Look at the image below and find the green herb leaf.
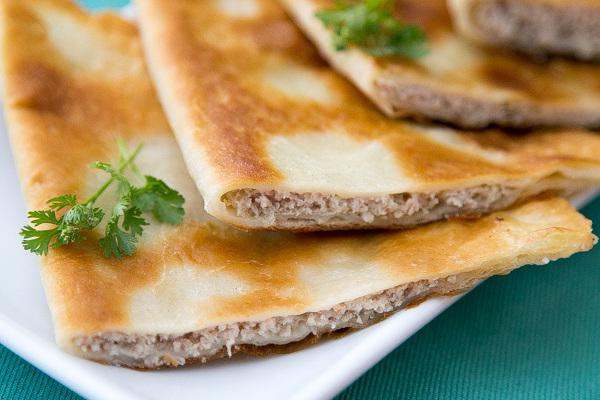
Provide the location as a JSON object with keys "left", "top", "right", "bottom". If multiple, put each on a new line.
{"left": 21, "top": 194, "right": 98, "bottom": 254}
{"left": 20, "top": 198, "right": 106, "bottom": 256}
{"left": 122, "top": 205, "right": 148, "bottom": 237}
{"left": 98, "top": 188, "right": 146, "bottom": 258}
{"left": 26, "top": 210, "right": 60, "bottom": 226}
{"left": 99, "top": 216, "right": 138, "bottom": 259}
{"left": 20, "top": 141, "right": 186, "bottom": 259}
{"left": 315, "top": 0, "right": 428, "bottom": 58}
{"left": 132, "top": 176, "right": 185, "bottom": 225}
{"left": 47, "top": 194, "right": 78, "bottom": 210}
{"left": 62, "top": 204, "right": 105, "bottom": 230}
{"left": 20, "top": 225, "right": 60, "bottom": 256}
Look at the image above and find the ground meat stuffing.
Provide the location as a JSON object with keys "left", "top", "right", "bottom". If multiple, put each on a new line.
{"left": 74, "top": 273, "right": 479, "bottom": 369}
{"left": 222, "top": 185, "right": 521, "bottom": 230}
{"left": 475, "top": 0, "right": 600, "bottom": 61}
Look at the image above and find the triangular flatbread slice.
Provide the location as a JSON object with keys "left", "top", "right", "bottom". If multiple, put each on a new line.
{"left": 137, "top": 0, "right": 600, "bottom": 231}
{"left": 281, "top": 0, "right": 600, "bottom": 128}
{"left": 2, "top": 0, "right": 596, "bottom": 369}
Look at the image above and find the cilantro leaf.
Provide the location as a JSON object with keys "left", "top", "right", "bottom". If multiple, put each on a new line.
{"left": 20, "top": 225, "right": 60, "bottom": 256}
{"left": 47, "top": 194, "right": 78, "bottom": 210}
{"left": 132, "top": 176, "right": 185, "bottom": 224}
{"left": 99, "top": 216, "right": 138, "bottom": 259}
{"left": 20, "top": 141, "right": 185, "bottom": 259}
{"left": 122, "top": 204, "right": 147, "bottom": 236}
{"left": 98, "top": 187, "right": 147, "bottom": 258}
{"left": 99, "top": 194, "right": 145, "bottom": 258}
{"left": 315, "top": 0, "right": 428, "bottom": 58}
{"left": 20, "top": 201, "right": 105, "bottom": 255}
{"left": 63, "top": 204, "right": 105, "bottom": 230}
{"left": 26, "top": 210, "right": 60, "bottom": 226}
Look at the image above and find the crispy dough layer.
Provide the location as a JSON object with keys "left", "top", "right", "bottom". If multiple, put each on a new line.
{"left": 468, "top": 0, "right": 600, "bottom": 61}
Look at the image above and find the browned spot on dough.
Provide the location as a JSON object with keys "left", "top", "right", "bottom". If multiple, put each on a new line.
{"left": 147, "top": 0, "right": 399, "bottom": 185}
{"left": 10, "top": 63, "right": 125, "bottom": 129}
{"left": 4, "top": 0, "right": 168, "bottom": 134}
{"left": 394, "top": 0, "right": 452, "bottom": 35}
{"left": 373, "top": 215, "right": 503, "bottom": 277}
{"left": 45, "top": 241, "right": 163, "bottom": 332}
{"left": 247, "top": 18, "right": 325, "bottom": 66}
{"left": 6, "top": 64, "right": 118, "bottom": 207}
{"left": 482, "top": 64, "right": 534, "bottom": 93}
{"left": 6, "top": 59, "right": 167, "bottom": 207}
{"left": 3, "top": 0, "right": 170, "bottom": 210}
{"left": 154, "top": 4, "right": 286, "bottom": 184}
{"left": 208, "top": 290, "right": 306, "bottom": 322}
{"left": 45, "top": 222, "right": 311, "bottom": 333}
{"left": 143, "top": 225, "right": 383, "bottom": 321}
{"left": 463, "top": 130, "right": 600, "bottom": 167}
{"left": 162, "top": 226, "right": 320, "bottom": 318}
{"left": 478, "top": 57, "right": 568, "bottom": 101}
{"left": 149, "top": 215, "right": 511, "bottom": 321}
{"left": 387, "top": 132, "right": 514, "bottom": 183}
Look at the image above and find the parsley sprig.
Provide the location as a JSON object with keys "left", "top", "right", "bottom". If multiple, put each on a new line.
{"left": 20, "top": 142, "right": 185, "bottom": 258}
{"left": 315, "top": 0, "right": 428, "bottom": 58}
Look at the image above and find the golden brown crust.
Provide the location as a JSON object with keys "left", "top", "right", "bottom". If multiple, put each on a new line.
{"left": 137, "top": 0, "right": 600, "bottom": 230}
{"left": 2, "top": 0, "right": 596, "bottom": 367}
{"left": 0, "top": 0, "right": 170, "bottom": 210}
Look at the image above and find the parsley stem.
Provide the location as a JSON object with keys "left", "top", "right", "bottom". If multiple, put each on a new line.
{"left": 84, "top": 143, "right": 144, "bottom": 206}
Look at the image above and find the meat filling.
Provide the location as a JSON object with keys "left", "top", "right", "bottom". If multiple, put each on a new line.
{"left": 475, "top": 0, "right": 600, "bottom": 60}
{"left": 74, "top": 273, "right": 480, "bottom": 369}
{"left": 222, "top": 185, "right": 522, "bottom": 230}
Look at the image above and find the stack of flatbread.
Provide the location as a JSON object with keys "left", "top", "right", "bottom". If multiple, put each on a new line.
{"left": 1, "top": 0, "right": 598, "bottom": 369}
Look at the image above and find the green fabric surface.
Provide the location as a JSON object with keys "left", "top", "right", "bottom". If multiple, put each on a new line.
{"left": 1, "top": 1, "right": 599, "bottom": 399}
{"left": 0, "top": 347, "right": 82, "bottom": 400}
{"left": 80, "top": 0, "right": 128, "bottom": 10}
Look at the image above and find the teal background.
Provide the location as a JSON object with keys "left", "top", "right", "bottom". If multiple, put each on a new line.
{"left": 1, "top": 0, "right": 599, "bottom": 399}
{"left": 80, "top": 0, "right": 129, "bottom": 9}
